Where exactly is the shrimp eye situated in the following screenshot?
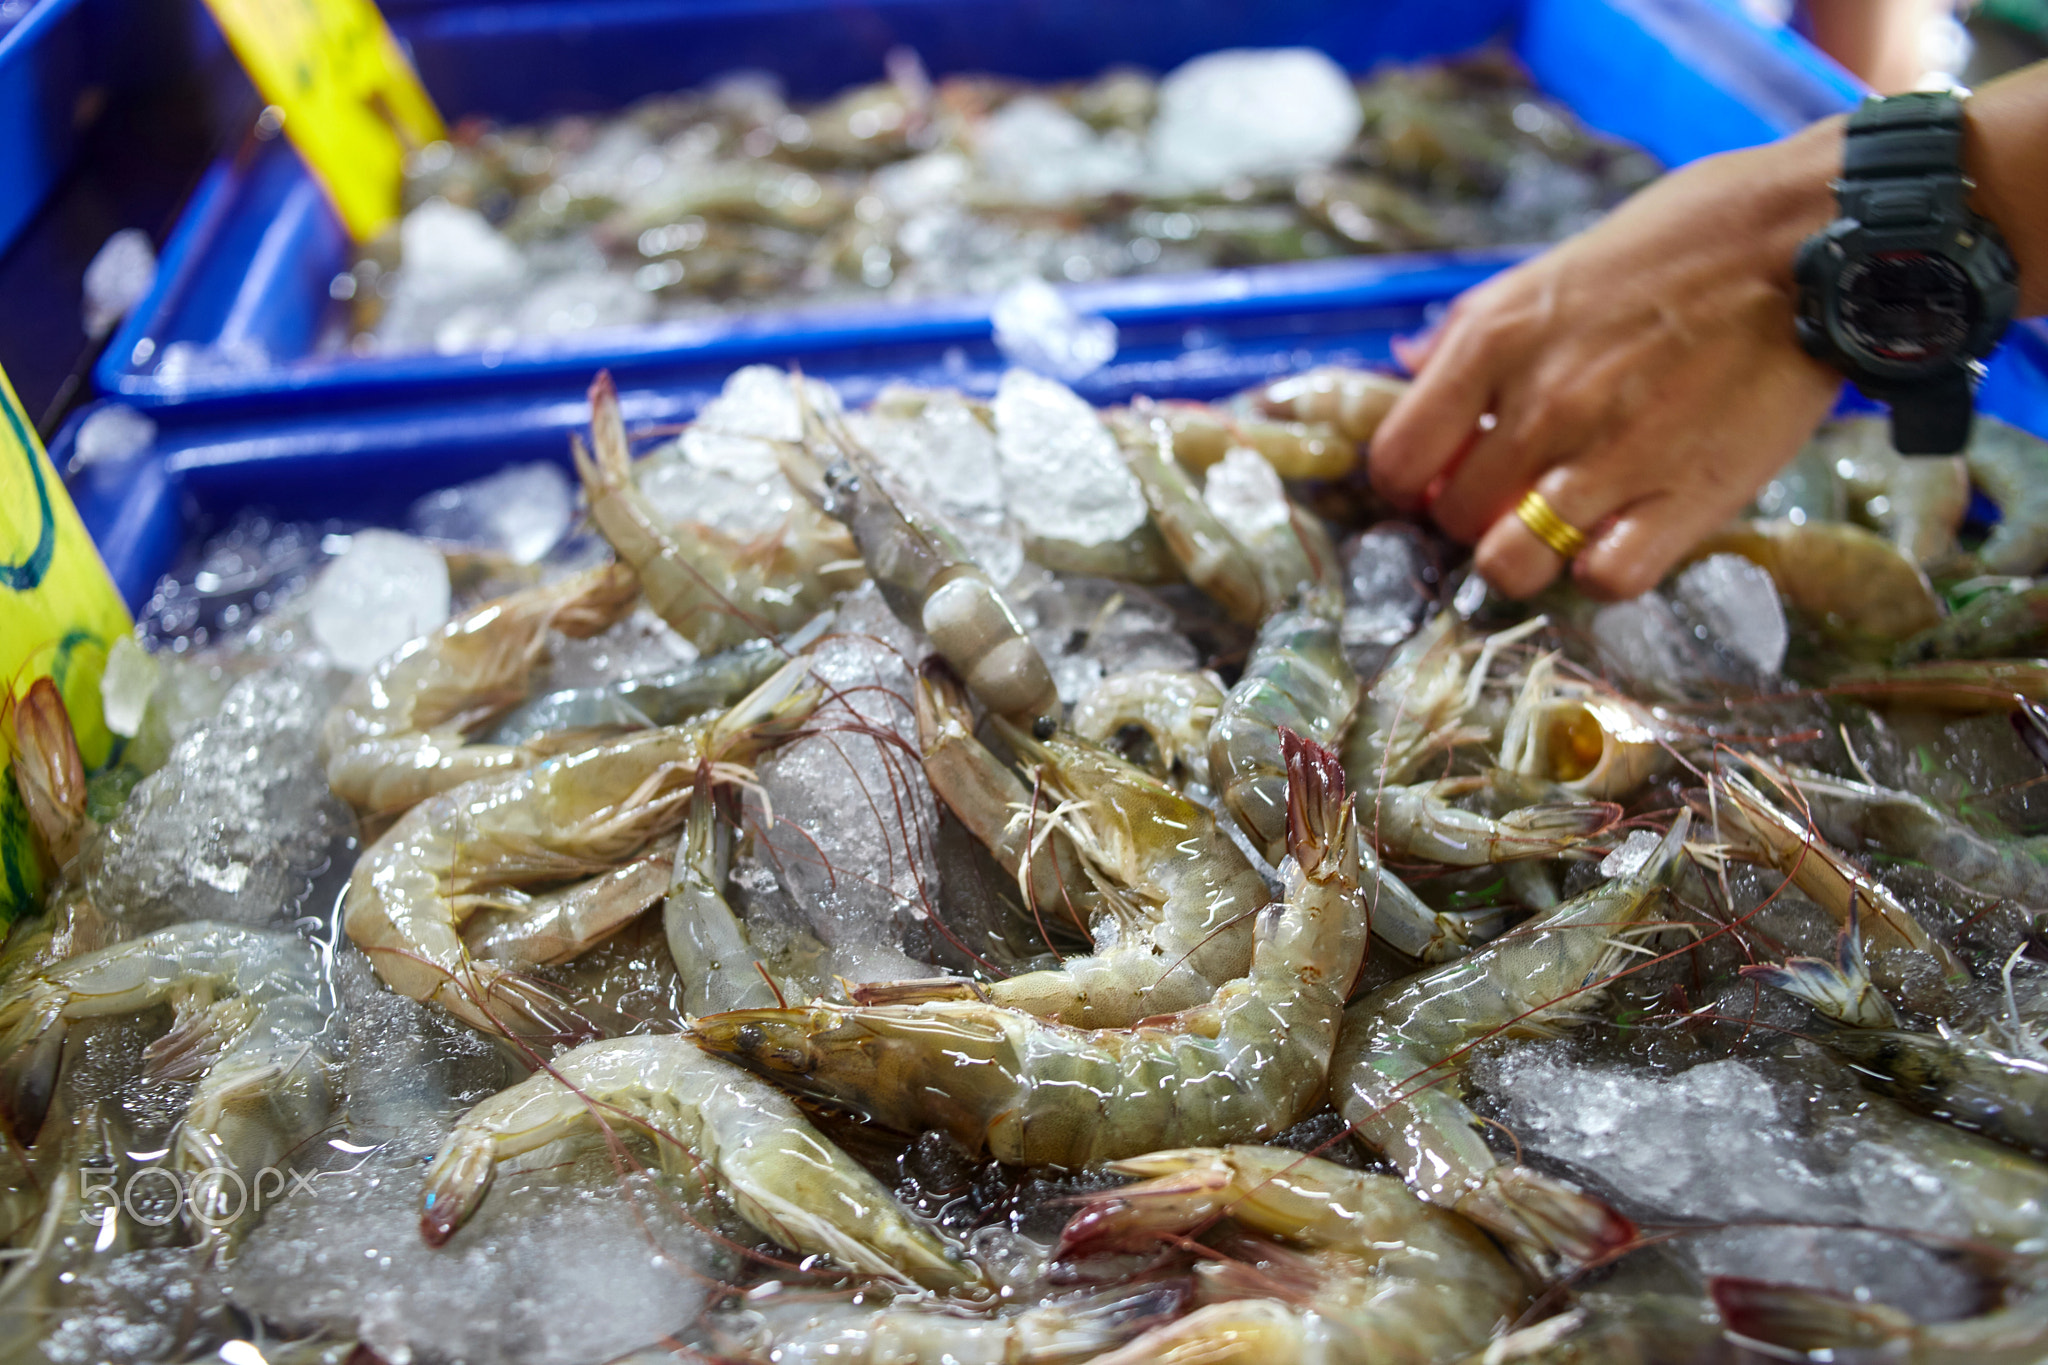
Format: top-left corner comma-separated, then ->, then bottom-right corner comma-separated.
1032,715 -> 1057,741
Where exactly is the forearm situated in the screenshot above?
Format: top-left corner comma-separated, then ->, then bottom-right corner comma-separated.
1965,63 -> 2048,316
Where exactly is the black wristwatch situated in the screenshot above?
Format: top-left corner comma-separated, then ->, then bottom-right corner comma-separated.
1794,90 -> 2018,454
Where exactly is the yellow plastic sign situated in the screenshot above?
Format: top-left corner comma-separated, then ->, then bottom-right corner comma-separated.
1,367 -> 133,920
202,0 -> 447,242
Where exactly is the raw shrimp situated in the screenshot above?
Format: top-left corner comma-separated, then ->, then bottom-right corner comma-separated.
1209,608 -> 1360,860
419,1033 -> 982,1293
913,669 -> 1271,1027
1753,930 -> 2048,1156
1071,668 -> 1226,790
1689,519 -> 1942,642
1062,1147 -> 1523,1365
1119,417 -> 1272,625
1498,655 -> 1670,801
577,372 -> 863,654
1714,1276 -> 2048,1365
1966,415 -> 2048,575
344,658 -> 818,1041
665,766 -> 781,1016
322,562 -> 640,818
1460,1295 -> 1734,1365
1826,658 -> 2048,713
4,678 -> 87,872
1250,365 -> 1409,449
1708,768 -> 1965,989
1759,757 -> 2048,909
1369,779 -> 1616,867
1327,815 -> 1692,1272
1344,613 -> 1545,791
486,616 -> 824,744
1895,581 -> 2048,664
1816,417 -> 1971,570
1123,399 -> 1355,481
714,1282 -> 1189,1365
783,385 -> 1062,734
690,732 -> 1366,1167
0,923 -> 337,1239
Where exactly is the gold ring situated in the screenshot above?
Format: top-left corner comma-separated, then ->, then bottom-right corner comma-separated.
1514,489 -> 1588,559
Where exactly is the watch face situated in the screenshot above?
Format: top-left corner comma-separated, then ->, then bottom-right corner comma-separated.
1837,250 -> 1975,365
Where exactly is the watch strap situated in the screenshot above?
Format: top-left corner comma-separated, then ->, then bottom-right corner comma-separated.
1882,372 -> 1975,455
1842,90 -> 1965,179
1838,91 -> 1970,223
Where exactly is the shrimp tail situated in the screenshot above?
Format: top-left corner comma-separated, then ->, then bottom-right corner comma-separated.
1089,1299 -> 1303,1365
6,677 -> 88,870
581,371 -> 631,490
1710,1277 -> 1916,1352
1280,728 -> 1350,878
1058,1147 -> 1236,1257
420,1131 -> 498,1247
1740,903 -> 1898,1029
548,560 -> 641,637
1463,1164 -> 1636,1273
1498,800 -> 1621,850
0,1013 -> 66,1144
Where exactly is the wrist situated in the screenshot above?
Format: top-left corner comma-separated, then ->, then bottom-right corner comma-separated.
1743,115 -> 1847,292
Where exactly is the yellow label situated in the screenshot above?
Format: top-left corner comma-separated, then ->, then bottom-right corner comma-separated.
202,0 -> 447,242
1,369 -> 134,920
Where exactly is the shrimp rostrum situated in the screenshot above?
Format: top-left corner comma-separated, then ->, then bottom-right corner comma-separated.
344,658 -> 818,1042
689,731 -> 1366,1168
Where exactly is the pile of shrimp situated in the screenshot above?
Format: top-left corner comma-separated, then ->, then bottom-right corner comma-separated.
9,359 -> 2048,1365
349,49 -> 1658,356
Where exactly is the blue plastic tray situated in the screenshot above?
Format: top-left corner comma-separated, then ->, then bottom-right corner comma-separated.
59,251 -> 2048,615
95,0 -> 1863,418
0,0 -> 106,256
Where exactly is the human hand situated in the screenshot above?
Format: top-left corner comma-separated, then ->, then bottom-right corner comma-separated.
1369,119 -> 1848,601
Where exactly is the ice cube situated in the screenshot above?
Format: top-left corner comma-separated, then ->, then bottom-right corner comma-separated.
1339,527 -> 1436,674
975,96 -> 1145,205
1200,446 -> 1292,544
308,529 -> 452,672
70,404 -> 156,469
1674,554 -> 1787,677
1597,829 -> 1664,880
400,199 -> 527,298
992,369 -> 1148,546
81,228 -> 157,340
1149,48 -> 1363,191
98,633 -> 159,738
853,395 -> 1023,584
1589,593 -> 1699,694
1475,1047 -> 1981,1320
407,461 -> 575,564
696,363 -> 841,443
748,585 -> 939,989
872,150 -> 972,214
512,269 -> 655,338
85,663 -> 351,931
228,1155 -> 713,1365
991,277 -> 1119,382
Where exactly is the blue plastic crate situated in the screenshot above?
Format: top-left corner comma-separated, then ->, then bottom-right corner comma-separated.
60,248 -> 2048,615
96,0 -> 1865,418
67,254 -> 1493,607
0,0 -> 105,256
